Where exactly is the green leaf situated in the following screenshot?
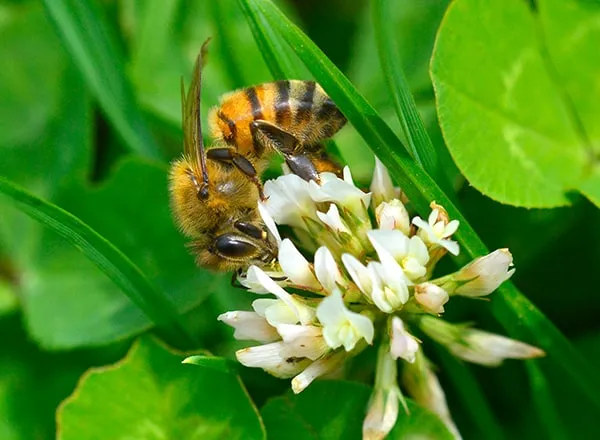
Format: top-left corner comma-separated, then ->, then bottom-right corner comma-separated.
58,336 -> 266,440
0,315 -> 124,440
42,0 -> 163,159
0,280 -> 17,316
431,0 -> 598,208
537,0 -> 600,154
17,158 -> 228,349
261,380 -> 453,440
183,355 -> 239,374
537,0 -> 600,206
0,177 -> 194,347
238,0 -> 600,412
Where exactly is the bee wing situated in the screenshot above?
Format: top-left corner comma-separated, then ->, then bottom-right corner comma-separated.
182,38 -> 211,187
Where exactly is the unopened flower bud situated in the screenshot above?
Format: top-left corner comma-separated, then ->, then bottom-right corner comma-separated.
450,249 -> 514,297
390,317 -> 419,363
402,350 -> 461,439
375,199 -> 410,235
370,157 -> 396,207
414,283 -> 449,314
291,351 -> 346,393
419,316 -> 545,366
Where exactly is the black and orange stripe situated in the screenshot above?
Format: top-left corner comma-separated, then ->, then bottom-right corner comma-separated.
210,80 -> 346,156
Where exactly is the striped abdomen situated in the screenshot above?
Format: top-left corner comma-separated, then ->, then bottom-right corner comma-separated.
209,80 -> 346,158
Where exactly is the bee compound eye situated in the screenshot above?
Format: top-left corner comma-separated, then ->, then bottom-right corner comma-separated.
214,235 -> 259,259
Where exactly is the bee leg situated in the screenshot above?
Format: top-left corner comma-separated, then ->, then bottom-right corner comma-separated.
284,154 -> 321,183
234,221 -> 267,240
250,120 -> 321,183
206,147 -> 266,200
250,120 -> 300,155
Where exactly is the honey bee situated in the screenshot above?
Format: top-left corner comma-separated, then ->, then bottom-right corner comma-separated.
169,39 -> 347,271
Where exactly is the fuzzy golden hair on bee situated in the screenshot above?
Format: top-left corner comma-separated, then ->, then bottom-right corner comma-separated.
169,38 -> 348,272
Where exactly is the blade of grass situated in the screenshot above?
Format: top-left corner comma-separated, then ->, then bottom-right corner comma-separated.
435,348 -> 503,440
42,0 -> 163,160
238,0 -> 309,80
0,177 -> 193,346
372,0 -> 451,194
239,0 -> 600,411
526,361 -> 568,440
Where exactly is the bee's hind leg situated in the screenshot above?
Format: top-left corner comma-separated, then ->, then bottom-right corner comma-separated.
250,120 -> 320,183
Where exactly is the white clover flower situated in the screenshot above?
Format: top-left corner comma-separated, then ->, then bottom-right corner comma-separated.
389,317 -> 419,363
412,208 -> 460,256
276,324 -> 330,361
213,155 -> 543,438
291,351 -> 346,394
452,330 -> 545,367
368,261 -> 409,313
419,316 -> 545,367
341,253 -> 374,296
370,156 -> 396,207
343,250 -> 409,313
217,311 -> 280,343
239,267 -> 287,293
414,283 -> 449,314
375,199 -> 410,235
316,203 -> 350,234
363,386 -> 402,440
264,173 -> 318,229
368,230 -> 430,281
314,246 -> 347,293
308,168 -> 371,219
316,289 -> 374,351
236,341 -> 311,378
451,249 -> 515,297
278,239 -> 321,291
249,266 -> 315,325
258,201 -> 282,244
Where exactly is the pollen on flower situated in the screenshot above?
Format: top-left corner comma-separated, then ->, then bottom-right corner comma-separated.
214,156 -> 543,439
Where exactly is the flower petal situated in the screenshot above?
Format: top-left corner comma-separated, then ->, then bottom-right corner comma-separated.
453,249 -> 515,296
248,266 -> 316,325
258,201 -> 282,244
414,283 -> 449,314
276,324 -> 329,360
236,342 -> 311,378
390,317 -> 419,363
264,173 -> 317,228
370,156 -> 395,206
291,351 -> 346,393
314,246 -> 345,292
218,311 -> 280,343
317,289 -> 375,350
375,200 -> 410,235
278,239 -> 321,290
316,203 -> 350,234
308,172 -> 371,218
342,253 -> 373,296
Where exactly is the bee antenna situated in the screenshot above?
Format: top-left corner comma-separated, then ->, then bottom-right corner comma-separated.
195,37 -> 212,191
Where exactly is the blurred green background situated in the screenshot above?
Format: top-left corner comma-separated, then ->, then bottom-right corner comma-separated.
1,0 -> 599,438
